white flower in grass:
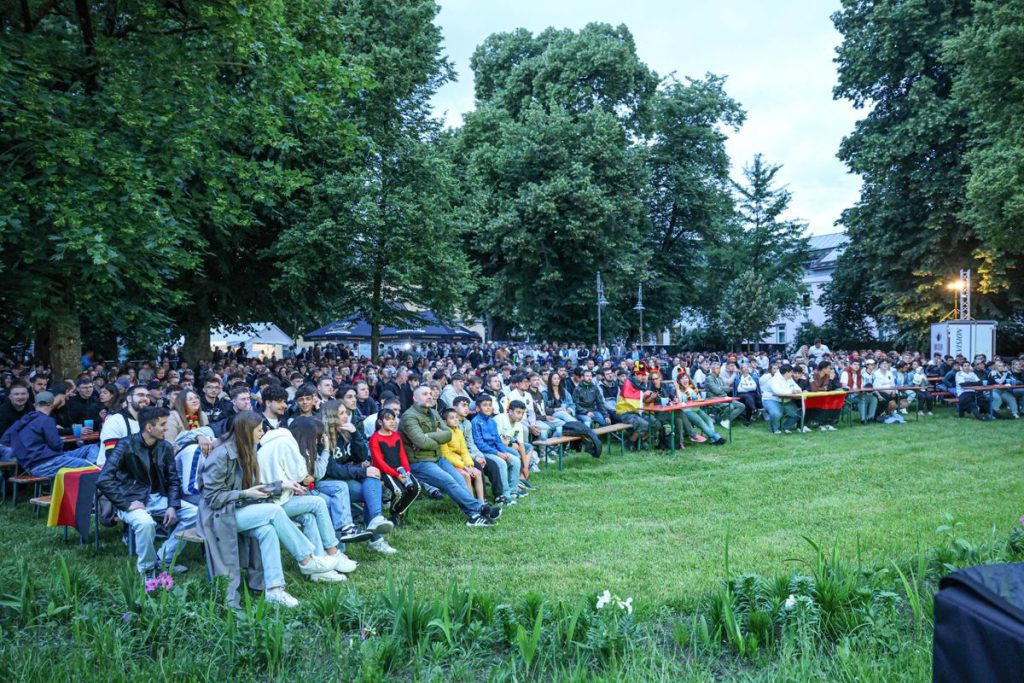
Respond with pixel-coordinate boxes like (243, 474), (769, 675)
(596, 590), (612, 610)
(618, 597), (633, 614)
(783, 594), (797, 610)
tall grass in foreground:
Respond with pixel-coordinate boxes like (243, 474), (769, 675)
(3, 517), (1021, 682)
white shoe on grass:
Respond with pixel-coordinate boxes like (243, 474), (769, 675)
(265, 588), (299, 608)
(310, 569), (347, 583)
(298, 555), (335, 576)
(328, 552), (358, 573)
(368, 538), (398, 555)
(366, 515), (394, 535)
(720, 419), (730, 430)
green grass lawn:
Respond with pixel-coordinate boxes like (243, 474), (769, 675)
(1, 410), (1021, 681)
(1, 410), (1019, 613)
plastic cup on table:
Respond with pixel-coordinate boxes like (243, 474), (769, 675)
(700, 391), (707, 400)
(72, 424), (83, 437)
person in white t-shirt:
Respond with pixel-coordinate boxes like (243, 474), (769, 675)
(808, 339), (831, 363)
(764, 365), (806, 434)
(98, 384), (150, 466)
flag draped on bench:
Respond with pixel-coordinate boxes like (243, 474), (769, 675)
(47, 466), (100, 528)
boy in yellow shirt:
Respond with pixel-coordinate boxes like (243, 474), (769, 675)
(439, 408), (485, 501)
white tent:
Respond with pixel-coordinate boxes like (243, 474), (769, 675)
(210, 323), (293, 359)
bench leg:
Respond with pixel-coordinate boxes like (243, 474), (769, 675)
(558, 444), (564, 471)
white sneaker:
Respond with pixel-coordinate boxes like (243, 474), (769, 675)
(927, 411), (933, 416)
(367, 538), (398, 555)
(328, 552), (358, 573)
(799, 426), (812, 433)
(298, 555), (335, 576)
(529, 461), (540, 473)
(900, 408), (908, 415)
(265, 588), (299, 607)
(828, 425), (838, 431)
(310, 569), (347, 583)
(819, 426), (829, 432)
(366, 515), (394, 535)
(720, 419), (730, 430)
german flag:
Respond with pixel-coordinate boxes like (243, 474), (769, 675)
(616, 378), (645, 415)
(47, 466), (100, 528)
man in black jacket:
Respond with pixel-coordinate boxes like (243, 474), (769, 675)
(97, 406), (197, 577)
(0, 381), (32, 457)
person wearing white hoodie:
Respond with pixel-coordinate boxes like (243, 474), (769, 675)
(256, 426), (357, 580)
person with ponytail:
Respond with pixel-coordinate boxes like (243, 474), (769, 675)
(198, 411), (339, 609)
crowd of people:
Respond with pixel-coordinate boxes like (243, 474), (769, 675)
(1, 338), (1021, 607)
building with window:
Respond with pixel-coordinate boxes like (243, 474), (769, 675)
(763, 232), (848, 348)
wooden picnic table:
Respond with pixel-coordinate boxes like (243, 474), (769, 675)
(645, 396), (742, 451)
(61, 431), (99, 448)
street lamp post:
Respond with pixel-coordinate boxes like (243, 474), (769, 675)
(634, 282), (645, 356)
(596, 271), (608, 350)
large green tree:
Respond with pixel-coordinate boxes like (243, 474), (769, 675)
(643, 75), (745, 337)
(830, 0), (980, 346)
(276, 0), (469, 356)
(703, 155), (808, 344)
(456, 23), (660, 341)
(0, 1), (365, 374)
(945, 0), (1024, 306)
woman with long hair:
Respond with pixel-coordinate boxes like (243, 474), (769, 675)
(256, 418), (357, 577)
(199, 411), (340, 608)
(675, 375), (725, 445)
(287, 416), (371, 545)
(320, 399), (396, 555)
(544, 372), (577, 424)
(165, 389), (210, 444)
(98, 384), (122, 423)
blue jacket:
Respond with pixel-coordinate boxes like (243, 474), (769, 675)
(2, 410), (62, 471)
(471, 413), (518, 457)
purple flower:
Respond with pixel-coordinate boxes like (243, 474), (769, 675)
(1019, 515), (1024, 527)
(145, 578), (159, 593)
(157, 572), (174, 590)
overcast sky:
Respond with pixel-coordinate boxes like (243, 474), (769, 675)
(431, 0), (862, 236)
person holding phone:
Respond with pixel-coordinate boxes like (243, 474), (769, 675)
(198, 411), (339, 609)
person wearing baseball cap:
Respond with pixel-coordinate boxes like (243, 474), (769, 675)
(0, 391), (99, 477)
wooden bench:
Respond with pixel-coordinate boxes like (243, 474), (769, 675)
(593, 423), (633, 457)
(9, 474), (50, 506)
(533, 435), (581, 471)
(29, 495), (52, 518)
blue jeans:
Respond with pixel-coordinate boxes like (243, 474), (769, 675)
(763, 399), (784, 434)
(345, 477), (384, 540)
(411, 459), (483, 517)
(990, 390), (1019, 417)
(235, 502), (315, 591)
(281, 495), (339, 555)
(310, 480), (354, 530)
(578, 410), (609, 427)
(117, 493), (198, 573)
(0, 445), (12, 461)
(683, 409), (721, 441)
(28, 444), (100, 477)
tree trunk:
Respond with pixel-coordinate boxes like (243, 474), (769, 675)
(182, 295), (212, 367)
(371, 321), (380, 363)
(487, 316), (514, 342)
(48, 288), (81, 381)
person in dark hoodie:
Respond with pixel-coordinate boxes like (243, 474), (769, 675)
(67, 377), (104, 426)
(0, 381), (32, 459)
(1, 391), (99, 476)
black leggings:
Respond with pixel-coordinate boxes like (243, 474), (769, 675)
(381, 474), (421, 517)
(736, 392), (758, 422)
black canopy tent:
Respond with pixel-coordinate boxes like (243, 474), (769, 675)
(303, 311), (481, 344)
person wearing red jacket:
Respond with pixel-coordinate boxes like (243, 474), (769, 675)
(369, 409), (420, 527)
